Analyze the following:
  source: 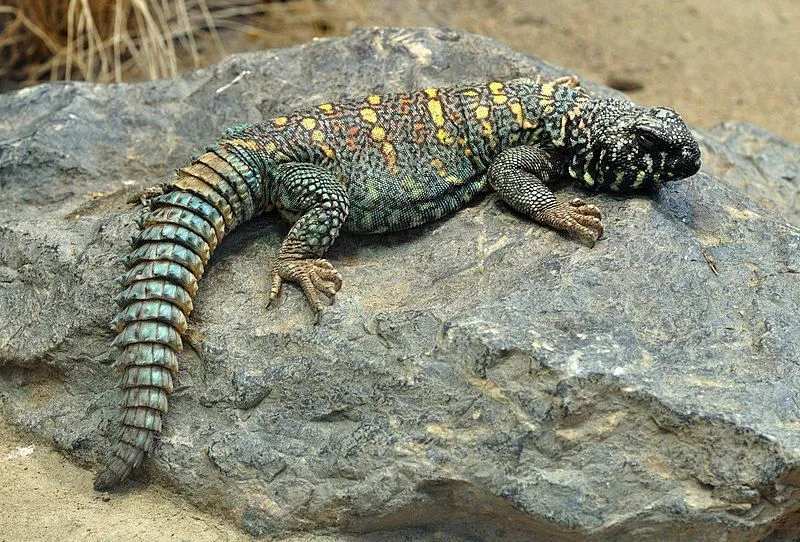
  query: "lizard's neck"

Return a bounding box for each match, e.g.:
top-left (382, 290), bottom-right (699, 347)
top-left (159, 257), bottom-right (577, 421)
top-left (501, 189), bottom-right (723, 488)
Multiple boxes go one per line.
top-left (515, 83), bottom-right (605, 186)
top-left (520, 82), bottom-right (590, 149)
top-left (462, 79), bottom-right (590, 171)
top-left (560, 98), bottom-right (608, 188)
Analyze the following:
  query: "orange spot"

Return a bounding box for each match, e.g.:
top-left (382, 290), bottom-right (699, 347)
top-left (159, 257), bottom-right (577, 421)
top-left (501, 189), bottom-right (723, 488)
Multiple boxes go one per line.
top-left (346, 126), bottom-right (359, 152)
top-left (321, 145), bottom-right (335, 158)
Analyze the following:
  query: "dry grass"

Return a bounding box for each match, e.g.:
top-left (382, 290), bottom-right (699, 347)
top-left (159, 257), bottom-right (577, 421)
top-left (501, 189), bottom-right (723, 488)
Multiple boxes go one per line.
top-left (0, 0), bottom-right (273, 85)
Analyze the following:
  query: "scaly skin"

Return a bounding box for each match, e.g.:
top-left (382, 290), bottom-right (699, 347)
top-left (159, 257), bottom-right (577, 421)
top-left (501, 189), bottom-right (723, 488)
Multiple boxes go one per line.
top-left (94, 76), bottom-right (701, 490)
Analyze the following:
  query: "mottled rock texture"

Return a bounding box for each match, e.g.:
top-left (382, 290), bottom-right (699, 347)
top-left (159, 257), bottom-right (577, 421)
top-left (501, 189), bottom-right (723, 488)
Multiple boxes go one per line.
top-left (1, 28), bottom-right (799, 541)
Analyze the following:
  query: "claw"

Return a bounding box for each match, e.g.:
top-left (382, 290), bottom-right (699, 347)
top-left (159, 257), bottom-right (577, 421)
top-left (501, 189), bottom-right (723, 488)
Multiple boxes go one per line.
top-left (536, 200), bottom-right (604, 246)
top-left (267, 273), bottom-right (284, 309)
top-left (267, 257), bottom-right (343, 317)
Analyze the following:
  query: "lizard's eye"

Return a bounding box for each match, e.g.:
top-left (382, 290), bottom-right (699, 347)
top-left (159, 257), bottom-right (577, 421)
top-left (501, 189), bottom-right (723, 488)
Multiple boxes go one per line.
top-left (636, 128), bottom-right (663, 152)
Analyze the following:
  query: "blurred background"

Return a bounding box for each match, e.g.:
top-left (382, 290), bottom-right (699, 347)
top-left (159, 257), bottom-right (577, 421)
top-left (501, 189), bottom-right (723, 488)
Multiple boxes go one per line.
top-left (0, 0), bottom-right (797, 142)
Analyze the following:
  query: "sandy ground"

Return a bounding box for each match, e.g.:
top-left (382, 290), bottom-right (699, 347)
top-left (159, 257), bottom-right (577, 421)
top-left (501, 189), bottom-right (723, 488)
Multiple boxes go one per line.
top-left (0, 420), bottom-right (248, 542)
top-left (2, 1), bottom-right (798, 540)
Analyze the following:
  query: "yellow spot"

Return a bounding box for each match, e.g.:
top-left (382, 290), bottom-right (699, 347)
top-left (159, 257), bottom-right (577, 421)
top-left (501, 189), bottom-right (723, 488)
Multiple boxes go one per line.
top-left (311, 129), bottom-right (325, 142)
top-left (567, 104), bottom-right (582, 120)
top-left (382, 142), bottom-right (397, 171)
top-left (554, 116), bottom-right (567, 145)
top-left (367, 95), bottom-right (382, 105)
top-left (464, 148), bottom-right (473, 157)
top-left (427, 99), bottom-right (445, 127)
top-left (424, 87), bottom-right (439, 98)
top-left (541, 82), bottom-right (556, 97)
top-left (583, 172), bottom-right (595, 186)
top-left (509, 102), bottom-right (524, 125)
top-left (318, 103), bottom-right (334, 114)
top-left (634, 170), bottom-right (646, 187)
top-left (488, 81), bottom-right (504, 94)
top-left (301, 117), bottom-right (317, 130)
top-left (274, 116), bottom-right (288, 126)
top-left (482, 121), bottom-right (496, 147)
top-left (400, 176), bottom-right (424, 197)
top-left (475, 105), bottom-right (490, 120)
top-left (446, 175), bottom-right (465, 186)
top-left (436, 128), bottom-right (455, 145)
top-left (226, 138), bottom-right (258, 151)
top-left (462, 90), bottom-right (479, 97)
top-left (492, 94), bottom-right (508, 105)
top-left (522, 119), bottom-right (537, 129)
top-left (371, 125), bottom-right (386, 141)
top-left (264, 142), bottom-right (277, 152)
top-left (360, 108), bottom-right (377, 123)
top-left (321, 145), bottom-right (336, 159)
top-left (431, 157), bottom-right (449, 177)
top-left (456, 136), bottom-right (466, 146)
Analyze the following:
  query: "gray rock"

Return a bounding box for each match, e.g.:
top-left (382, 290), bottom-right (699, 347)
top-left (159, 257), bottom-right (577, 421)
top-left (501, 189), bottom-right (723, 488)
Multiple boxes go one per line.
top-left (697, 122), bottom-right (800, 226)
top-left (1, 27), bottom-right (799, 541)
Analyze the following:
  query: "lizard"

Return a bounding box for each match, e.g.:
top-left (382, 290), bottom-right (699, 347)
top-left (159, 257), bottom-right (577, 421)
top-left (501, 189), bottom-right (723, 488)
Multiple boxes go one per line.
top-left (93, 75), bottom-right (701, 490)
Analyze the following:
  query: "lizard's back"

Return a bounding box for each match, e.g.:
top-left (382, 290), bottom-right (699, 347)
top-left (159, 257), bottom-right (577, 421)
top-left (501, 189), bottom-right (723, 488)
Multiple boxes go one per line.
top-left (248, 85), bottom-right (493, 232)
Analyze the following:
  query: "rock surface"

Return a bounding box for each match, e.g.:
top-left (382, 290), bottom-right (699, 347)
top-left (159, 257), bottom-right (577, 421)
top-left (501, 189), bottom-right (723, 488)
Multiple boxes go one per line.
top-left (1, 28), bottom-right (799, 541)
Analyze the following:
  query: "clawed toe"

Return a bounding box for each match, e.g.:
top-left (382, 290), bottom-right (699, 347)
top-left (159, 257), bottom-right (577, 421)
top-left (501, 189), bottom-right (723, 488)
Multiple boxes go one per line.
top-left (536, 200), bottom-right (605, 246)
top-left (569, 198), bottom-right (602, 218)
top-left (268, 257), bottom-right (343, 317)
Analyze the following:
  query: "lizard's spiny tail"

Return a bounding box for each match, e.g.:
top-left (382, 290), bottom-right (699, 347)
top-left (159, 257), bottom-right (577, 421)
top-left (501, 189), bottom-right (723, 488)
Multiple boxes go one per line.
top-left (94, 144), bottom-right (265, 490)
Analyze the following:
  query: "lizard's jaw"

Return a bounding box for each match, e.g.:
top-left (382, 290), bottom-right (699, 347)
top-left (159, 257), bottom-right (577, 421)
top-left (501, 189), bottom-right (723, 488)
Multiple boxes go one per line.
top-left (677, 147), bottom-right (702, 178)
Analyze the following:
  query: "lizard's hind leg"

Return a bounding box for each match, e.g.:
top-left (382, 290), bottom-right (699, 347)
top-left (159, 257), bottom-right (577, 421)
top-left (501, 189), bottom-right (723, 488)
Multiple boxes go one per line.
top-left (267, 162), bottom-right (349, 317)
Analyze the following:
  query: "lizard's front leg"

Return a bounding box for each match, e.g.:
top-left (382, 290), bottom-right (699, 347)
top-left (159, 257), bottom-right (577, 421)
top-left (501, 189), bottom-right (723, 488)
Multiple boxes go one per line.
top-left (268, 162), bottom-right (349, 316)
top-left (488, 146), bottom-right (604, 245)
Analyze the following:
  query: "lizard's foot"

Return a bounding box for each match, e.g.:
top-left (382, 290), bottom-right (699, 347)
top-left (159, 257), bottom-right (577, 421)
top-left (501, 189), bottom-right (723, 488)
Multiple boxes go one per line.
top-left (536, 198), bottom-right (603, 246)
top-left (268, 257), bottom-right (343, 317)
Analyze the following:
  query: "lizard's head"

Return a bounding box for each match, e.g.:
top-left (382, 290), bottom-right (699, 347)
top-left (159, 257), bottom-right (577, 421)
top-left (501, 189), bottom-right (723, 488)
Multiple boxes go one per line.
top-left (568, 99), bottom-right (701, 192)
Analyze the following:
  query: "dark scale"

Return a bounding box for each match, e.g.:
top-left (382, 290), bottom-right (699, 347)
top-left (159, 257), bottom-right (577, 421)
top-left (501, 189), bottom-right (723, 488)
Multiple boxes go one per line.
top-left (95, 76), bottom-right (701, 490)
